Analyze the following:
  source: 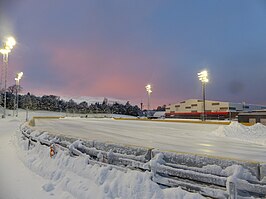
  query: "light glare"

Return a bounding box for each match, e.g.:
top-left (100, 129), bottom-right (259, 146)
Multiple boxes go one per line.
top-left (17, 72), bottom-right (23, 80)
top-left (0, 48), bottom-right (11, 54)
top-left (145, 84), bottom-right (152, 94)
top-left (6, 37), bottom-right (16, 47)
top-left (198, 70), bottom-right (208, 83)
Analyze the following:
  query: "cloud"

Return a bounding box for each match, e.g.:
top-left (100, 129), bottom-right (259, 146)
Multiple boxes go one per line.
top-left (44, 41), bottom-right (159, 101)
top-left (227, 80), bottom-right (245, 94)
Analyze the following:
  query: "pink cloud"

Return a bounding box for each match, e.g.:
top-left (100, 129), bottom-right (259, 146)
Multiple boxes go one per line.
top-left (47, 43), bottom-right (150, 93)
top-left (17, 41), bottom-right (180, 108)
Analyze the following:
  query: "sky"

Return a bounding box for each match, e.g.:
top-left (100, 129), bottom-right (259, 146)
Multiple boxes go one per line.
top-left (0, 0), bottom-right (266, 108)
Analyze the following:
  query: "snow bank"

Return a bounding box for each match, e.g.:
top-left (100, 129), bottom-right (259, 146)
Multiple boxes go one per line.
top-left (16, 132), bottom-right (204, 199)
top-left (212, 122), bottom-right (266, 145)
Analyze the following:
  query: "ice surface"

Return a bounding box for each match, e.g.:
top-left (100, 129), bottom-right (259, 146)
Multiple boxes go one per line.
top-left (33, 118), bottom-right (266, 162)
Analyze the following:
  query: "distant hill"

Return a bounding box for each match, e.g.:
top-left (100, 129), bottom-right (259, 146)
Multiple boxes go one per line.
top-left (60, 96), bottom-right (128, 105)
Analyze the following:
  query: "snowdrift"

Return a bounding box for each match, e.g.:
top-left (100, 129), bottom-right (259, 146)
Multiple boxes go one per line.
top-left (213, 122), bottom-right (266, 146)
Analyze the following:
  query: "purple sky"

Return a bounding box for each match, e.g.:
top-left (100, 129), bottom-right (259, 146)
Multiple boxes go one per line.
top-left (1, 0), bottom-right (266, 108)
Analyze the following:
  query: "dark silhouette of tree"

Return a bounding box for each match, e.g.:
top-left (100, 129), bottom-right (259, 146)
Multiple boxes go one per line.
top-left (4, 90), bottom-right (142, 116)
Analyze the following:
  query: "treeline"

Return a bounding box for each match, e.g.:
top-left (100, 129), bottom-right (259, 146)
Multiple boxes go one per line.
top-left (0, 92), bottom-right (142, 116)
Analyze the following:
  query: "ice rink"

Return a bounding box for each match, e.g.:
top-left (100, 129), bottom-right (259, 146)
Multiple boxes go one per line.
top-left (33, 118), bottom-right (266, 162)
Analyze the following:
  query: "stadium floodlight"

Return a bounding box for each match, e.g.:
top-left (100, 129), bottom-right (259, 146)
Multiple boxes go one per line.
top-left (6, 37), bottom-right (16, 49)
top-left (14, 72), bottom-right (23, 117)
top-left (0, 36), bottom-right (16, 118)
top-left (198, 70), bottom-right (208, 83)
top-left (145, 84), bottom-right (152, 112)
top-left (198, 70), bottom-right (208, 121)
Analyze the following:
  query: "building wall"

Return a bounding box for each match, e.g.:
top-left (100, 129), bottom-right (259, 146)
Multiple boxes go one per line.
top-left (229, 102), bottom-right (266, 112)
top-left (238, 114), bottom-right (266, 125)
top-left (166, 99), bottom-right (266, 120)
top-left (166, 99), bottom-right (229, 114)
top-left (165, 99), bottom-right (229, 119)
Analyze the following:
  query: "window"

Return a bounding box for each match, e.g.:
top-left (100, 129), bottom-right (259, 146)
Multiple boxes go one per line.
top-left (180, 101), bottom-right (185, 103)
top-left (175, 105), bottom-right (180, 107)
top-left (244, 106), bottom-right (249, 109)
top-left (212, 102), bottom-right (220, 105)
top-left (191, 104), bottom-right (197, 106)
top-left (220, 107), bottom-right (228, 110)
top-left (229, 107), bottom-right (236, 110)
top-left (197, 100), bottom-right (203, 102)
top-left (185, 106), bottom-right (191, 109)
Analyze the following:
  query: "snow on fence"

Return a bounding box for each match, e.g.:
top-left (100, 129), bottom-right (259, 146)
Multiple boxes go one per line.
top-left (20, 125), bottom-right (266, 199)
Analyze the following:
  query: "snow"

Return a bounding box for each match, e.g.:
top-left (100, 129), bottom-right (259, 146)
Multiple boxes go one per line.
top-left (15, 131), bottom-right (204, 199)
top-left (2, 110), bottom-right (266, 198)
top-left (153, 111), bottom-right (165, 118)
top-left (213, 122), bottom-right (266, 146)
top-left (0, 118), bottom-right (65, 199)
top-left (0, 111), bottom-right (204, 199)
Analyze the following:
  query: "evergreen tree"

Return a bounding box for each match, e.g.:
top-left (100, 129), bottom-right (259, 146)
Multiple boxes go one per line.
top-left (3, 90), bottom-right (143, 117)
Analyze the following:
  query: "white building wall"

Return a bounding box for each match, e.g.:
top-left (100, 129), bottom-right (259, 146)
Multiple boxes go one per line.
top-left (166, 99), bottom-right (229, 114)
top-left (166, 99), bottom-right (266, 115)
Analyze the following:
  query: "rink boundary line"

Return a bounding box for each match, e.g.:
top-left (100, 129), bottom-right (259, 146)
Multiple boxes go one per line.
top-left (113, 118), bottom-right (232, 125)
top-left (29, 116), bottom-right (254, 127)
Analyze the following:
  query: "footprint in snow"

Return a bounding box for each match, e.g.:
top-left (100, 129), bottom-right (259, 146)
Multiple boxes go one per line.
top-left (42, 182), bottom-right (55, 192)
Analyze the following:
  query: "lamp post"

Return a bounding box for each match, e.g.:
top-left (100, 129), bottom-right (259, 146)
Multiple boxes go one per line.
top-left (0, 37), bottom-right (16, 118)
top-left (145, 84), bottom-right (152, 115)
top-left (14, 72), bottom-right (23, 117)
top-left (197, 70), bottom-right (208, 121)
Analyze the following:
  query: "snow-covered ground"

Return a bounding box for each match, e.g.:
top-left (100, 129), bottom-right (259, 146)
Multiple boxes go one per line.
top-left (34, 118), bottom-right (266, 162)
top-left (2, 110), bottom-right (266, 198)
top-left (0, 111), bottom-right (203, 199)
top-left (213, 122), bottom-right (266, 146)
top-left (15, 133), bottom-right (204, 199)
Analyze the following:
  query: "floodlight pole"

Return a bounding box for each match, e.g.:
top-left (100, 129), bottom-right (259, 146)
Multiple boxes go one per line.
top-left (14, 72), bottom-right (23, 117)
top-left (202, 82), bottom-right (206, 121)
top-left (145, 84), bottom-right (152, 116)
top-left (3, 53), bottom-right (8, 118)
top-left (147, 92), bottom-right (150, 111)
top-left (16, 83), bottom-right (18, 116)
top-left (198, 70), bottom-right (208, 121)
top-left (14, 79), bottom-right (19, 117)
top-left (1, 37), bottom-right (16, 118)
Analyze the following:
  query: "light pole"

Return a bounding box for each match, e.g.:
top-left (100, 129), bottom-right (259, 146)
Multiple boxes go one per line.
top-left (14, 72), bottom-right (23, 117)
top-left (0, 37), bottom-right (16, 118)
top-left (198, 70), bottom-right (208, 121)
top-left (145, 84), bottom-right (152, 115)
